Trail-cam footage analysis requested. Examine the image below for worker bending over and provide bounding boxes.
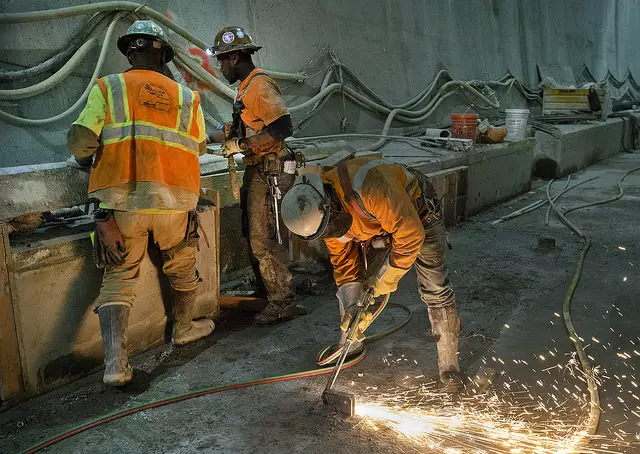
[68,21,213,386]
[281,157,463,388]
[208,26,306,325]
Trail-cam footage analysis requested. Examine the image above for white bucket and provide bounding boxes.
[504,108,530,141]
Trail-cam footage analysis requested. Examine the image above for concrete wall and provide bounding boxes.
[4,206,220,397]
[533,119,626,177]
[1,0,640,166]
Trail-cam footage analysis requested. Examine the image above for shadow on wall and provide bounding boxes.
[38,256,103,390]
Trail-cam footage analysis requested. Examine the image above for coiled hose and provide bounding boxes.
[0,12,109,82]
[0,12,123,126]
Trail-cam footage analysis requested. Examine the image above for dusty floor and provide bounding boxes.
[1,153,639,453]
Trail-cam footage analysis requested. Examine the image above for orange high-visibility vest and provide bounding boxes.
[89,70,202,201]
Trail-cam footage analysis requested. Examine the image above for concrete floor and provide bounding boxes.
[1,153,639,453]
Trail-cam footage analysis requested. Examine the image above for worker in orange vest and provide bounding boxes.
[207,26,307,326]
[281,157,463,389]
[68,20,213,387]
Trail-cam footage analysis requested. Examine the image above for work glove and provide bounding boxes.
[221,138,247,157]
[367,257,410,297]
[223,121,233,139]
[93,209,126,268]
[65,155,92,173]
[337,282,373,342]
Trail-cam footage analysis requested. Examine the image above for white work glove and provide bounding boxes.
[336,282,372,341]
[221,138,247,157]
[65,155,92,173]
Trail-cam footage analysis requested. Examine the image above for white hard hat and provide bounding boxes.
[281,174,330,240]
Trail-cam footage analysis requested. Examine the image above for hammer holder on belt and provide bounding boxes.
[262,152,281,176]
[160,210,200,259]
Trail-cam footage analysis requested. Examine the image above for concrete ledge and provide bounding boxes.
[0,164,90,221]
[4,206,220,397]
[533,118,627,177]
[412,139,535,215]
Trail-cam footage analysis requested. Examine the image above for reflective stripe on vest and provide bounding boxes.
[89,72,201,196]
[102,75,197,149]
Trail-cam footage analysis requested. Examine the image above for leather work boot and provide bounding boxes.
[428,306,464,392]
[254,300,308,326]
[98,305,133,387]
[173,289,215,345]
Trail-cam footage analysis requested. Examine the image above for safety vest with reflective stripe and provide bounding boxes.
[88,70,202,203]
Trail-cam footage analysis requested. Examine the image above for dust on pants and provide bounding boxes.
[95,211,199,309]
[415,215,456,310]
[243,164,295,303]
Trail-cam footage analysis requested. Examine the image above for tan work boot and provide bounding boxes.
[254,300,308,326]
[173,289,215,345]
[428,306,464,391]
[98,305,133,387]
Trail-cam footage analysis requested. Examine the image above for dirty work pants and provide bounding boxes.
[95,211,199,310]
[415,214,456,310]
[242,164,295,303]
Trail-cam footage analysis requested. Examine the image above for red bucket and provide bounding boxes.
[450,114,478,144]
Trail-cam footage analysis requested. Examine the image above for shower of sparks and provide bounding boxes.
[349,307,640,454]
[353,373,616,454]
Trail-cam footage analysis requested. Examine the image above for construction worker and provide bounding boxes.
[207,26,307,325]
[67,20,213,386]
[281,157,463,387]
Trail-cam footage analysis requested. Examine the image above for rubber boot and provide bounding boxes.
[254,300,308,326]
[173,289,215,345]
[98,305,133,387]
[428,306,464,391]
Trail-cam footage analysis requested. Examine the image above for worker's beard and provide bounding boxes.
[322,207,353,239]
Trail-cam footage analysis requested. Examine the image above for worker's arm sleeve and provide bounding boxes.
[244,115,292,151]
[363,179,426,270]
[324,238,364,287]
[265,115,293,141]
[194,100,207,156]
[67,125,99,163]
[68,84,106,159]
[243,80,289,158]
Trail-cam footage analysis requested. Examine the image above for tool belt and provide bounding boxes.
[242,148,298,174]
[405,167,441,226]
[160,210,200,259]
